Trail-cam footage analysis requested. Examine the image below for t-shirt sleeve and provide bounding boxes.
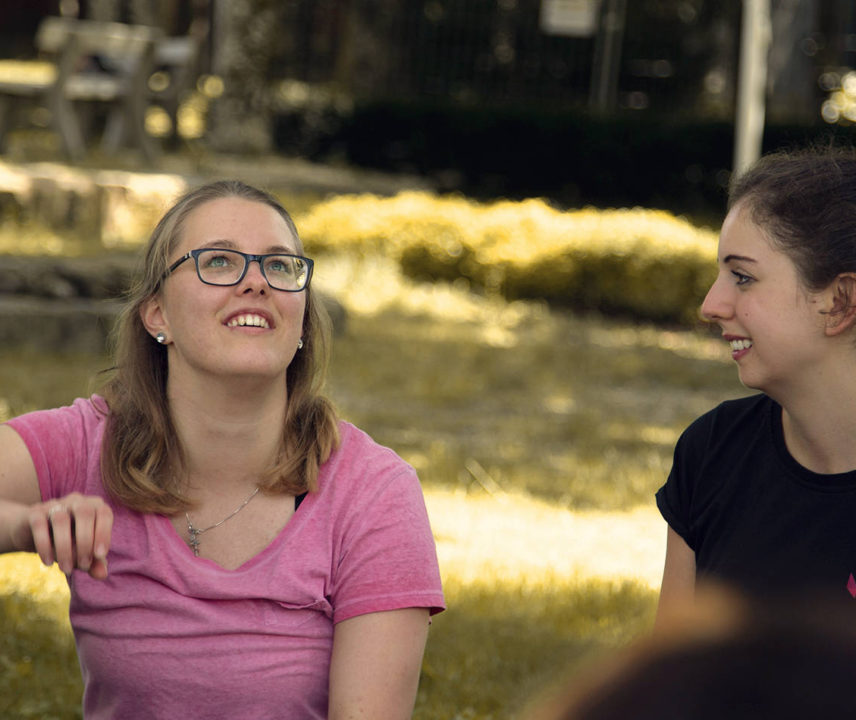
[655,413,712,552]
[5,396,106,502]
[329,463,445,624]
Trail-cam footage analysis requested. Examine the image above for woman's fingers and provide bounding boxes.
[70,500,98,571]
[47,503,74,573]
[29,504,58,567]
[90,501,113,578]
[33,495,113,579]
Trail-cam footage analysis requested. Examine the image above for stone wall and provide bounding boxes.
[0,254,135,352]
[0,161,187,249]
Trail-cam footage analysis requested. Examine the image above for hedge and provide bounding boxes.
[297,191,719,325]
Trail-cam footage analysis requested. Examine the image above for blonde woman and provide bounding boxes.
[0,180,444,719]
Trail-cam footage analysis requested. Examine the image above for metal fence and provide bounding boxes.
[7,0,856,124]
[270,0,856,124]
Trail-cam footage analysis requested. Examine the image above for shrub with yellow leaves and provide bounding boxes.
[297,192,719,325]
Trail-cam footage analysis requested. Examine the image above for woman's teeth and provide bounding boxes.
[227,314,270,328]
[730,338,752,351]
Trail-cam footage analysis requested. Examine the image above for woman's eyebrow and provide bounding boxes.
[723,254,757,264]
[202,238,237,249]
[198,239,298,254]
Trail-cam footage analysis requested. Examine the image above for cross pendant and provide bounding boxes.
[188,528,202,557]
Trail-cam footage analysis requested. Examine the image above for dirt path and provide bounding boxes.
[425,488,666,590]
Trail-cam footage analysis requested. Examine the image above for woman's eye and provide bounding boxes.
[732,270,753,286]
[266,258,294,275]
[206,254,231,268]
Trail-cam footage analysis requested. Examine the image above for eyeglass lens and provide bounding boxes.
[197,249,310,290]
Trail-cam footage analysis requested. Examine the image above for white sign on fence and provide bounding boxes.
[539,0,601,37]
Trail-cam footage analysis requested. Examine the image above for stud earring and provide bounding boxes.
[155,332,167,344]
[297,338,304,350]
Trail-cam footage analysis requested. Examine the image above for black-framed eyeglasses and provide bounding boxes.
[163,248,314,292]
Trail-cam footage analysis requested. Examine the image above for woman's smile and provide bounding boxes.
[727,336,753,359]
[224,311,274,329]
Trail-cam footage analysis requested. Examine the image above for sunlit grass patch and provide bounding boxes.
[426,488,665,590]
[324,290,745,510]
[420,480,661,718]
[0,554,81,720]
[417,576,656,720]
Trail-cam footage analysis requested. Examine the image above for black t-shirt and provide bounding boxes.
[657,394,856,599]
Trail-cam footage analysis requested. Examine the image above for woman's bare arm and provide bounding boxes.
[655,525,696,630]
[328,607,431,720]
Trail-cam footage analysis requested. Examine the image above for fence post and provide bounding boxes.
[733,0,771,176]
[589,0,626,112]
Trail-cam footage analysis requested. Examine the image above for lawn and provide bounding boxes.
[0,253,746,718]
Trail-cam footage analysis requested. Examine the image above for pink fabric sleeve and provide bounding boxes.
[6,396,108,502]
[330,464,444,623]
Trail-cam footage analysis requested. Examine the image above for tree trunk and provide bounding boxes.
[206,0,281,153]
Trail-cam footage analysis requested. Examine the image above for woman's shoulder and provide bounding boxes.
[333,420,412,469]
[315,421,417,499]
[7,394,109,432]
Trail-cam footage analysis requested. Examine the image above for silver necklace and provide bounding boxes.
[185,487,261,557]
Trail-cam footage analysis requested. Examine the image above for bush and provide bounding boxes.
[298,192,719,325]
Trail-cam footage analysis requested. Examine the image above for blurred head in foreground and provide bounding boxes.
[525,586,856,720]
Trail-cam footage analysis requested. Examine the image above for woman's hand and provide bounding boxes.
[17,493,113,579]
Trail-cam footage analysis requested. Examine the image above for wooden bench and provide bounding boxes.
[148,35,200,146]
[102,31,201,151]
[0,16,165,162]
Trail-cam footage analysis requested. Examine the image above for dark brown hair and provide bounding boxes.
[100,180,340,513]
[729,145,856,292]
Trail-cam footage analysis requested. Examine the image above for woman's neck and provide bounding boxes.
[778,377,856,475]
[166,370,288,490]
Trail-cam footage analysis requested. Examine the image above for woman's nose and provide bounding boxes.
[241,258,269,292]
[700,275,731,322]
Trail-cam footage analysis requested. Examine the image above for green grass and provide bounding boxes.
[416,578,656,720]
[0,262,747,718]
[326,308,743,511]
[0,556,80,719]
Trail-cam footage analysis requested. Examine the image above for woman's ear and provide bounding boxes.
[140,294,169,340]
[824,273,856,336]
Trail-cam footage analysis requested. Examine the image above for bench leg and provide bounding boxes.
[104,95,160,164]
[49,95,87,162]
[102,106,126,153]
[0,97,13,153]
[128,93,160,164]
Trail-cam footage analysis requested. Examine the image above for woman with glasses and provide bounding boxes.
[0,180,445,719]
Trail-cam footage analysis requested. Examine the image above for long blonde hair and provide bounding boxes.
[100,180,340,514]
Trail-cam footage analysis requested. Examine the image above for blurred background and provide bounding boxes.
[0,2,853,719]
[0,0,854,215]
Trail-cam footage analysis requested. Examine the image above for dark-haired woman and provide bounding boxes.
[0,180,444,719]
[657,147,856,622]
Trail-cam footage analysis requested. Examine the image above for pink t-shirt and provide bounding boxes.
[9,396,445,719]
